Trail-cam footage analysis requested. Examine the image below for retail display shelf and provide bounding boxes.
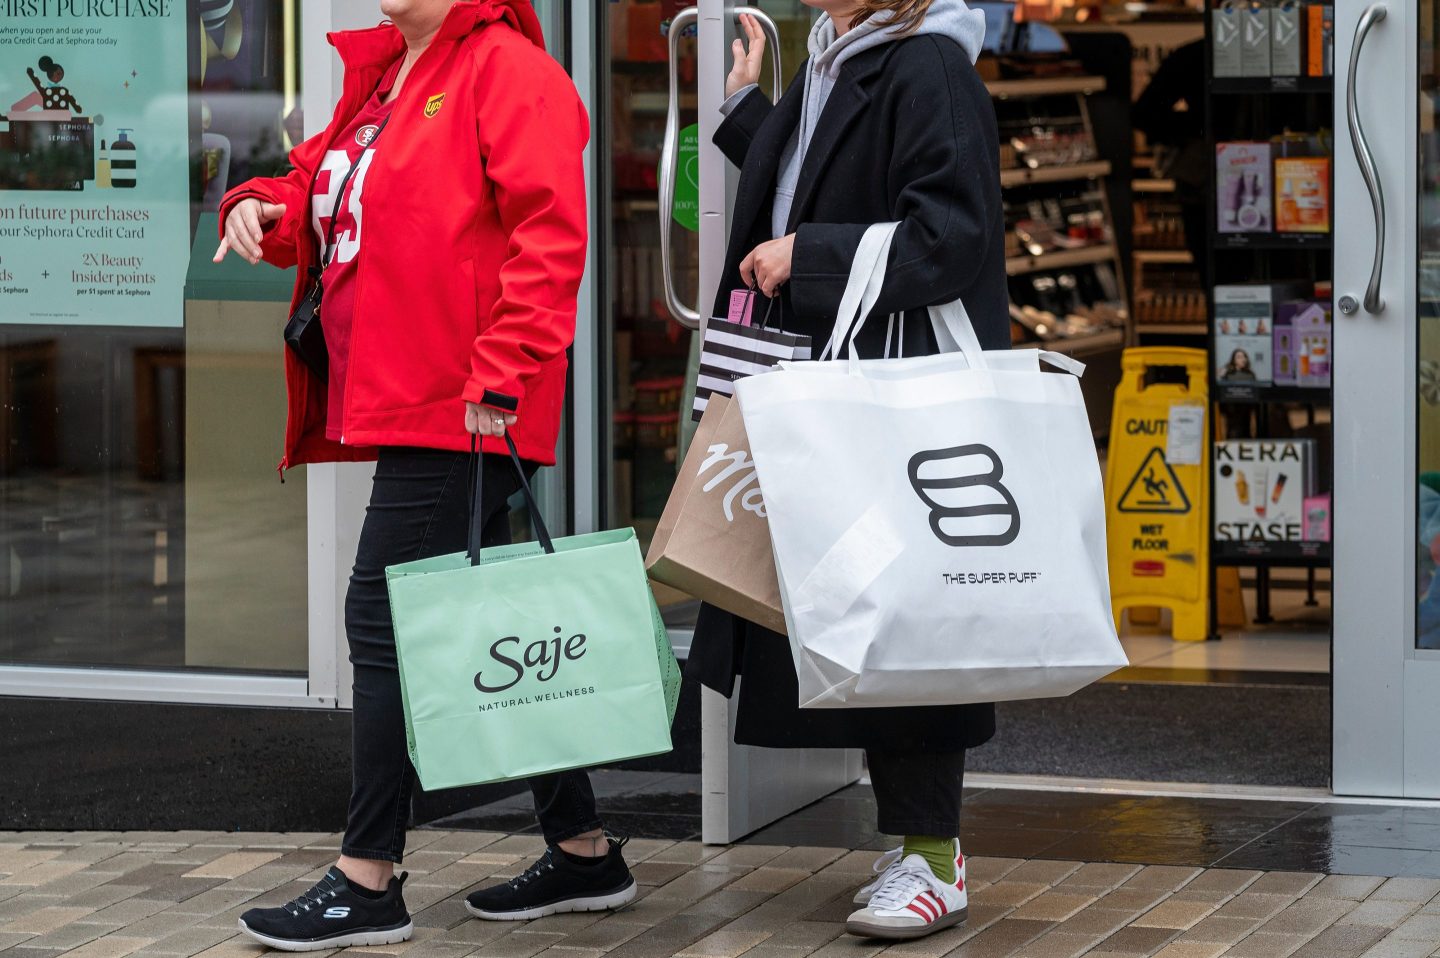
[1006,244,1119,276]
[1213,540,1332,566]
[986,75,1106,99]
[1211,76,1334,95]
[1133,249,1194,264]
[999,160,1111,188]
[1132,178,1177,193]
[1136,323,1208,335]
[1017,327,1125,356]
[1213,383,1332,405]
[1214,233,1332,251]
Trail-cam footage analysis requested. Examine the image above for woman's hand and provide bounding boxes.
[740,234,795,297]
[466,402,518,437]
[213,198,287,265]
[726,13,766,99]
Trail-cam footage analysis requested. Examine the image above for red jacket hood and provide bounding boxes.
[328,0,546,69]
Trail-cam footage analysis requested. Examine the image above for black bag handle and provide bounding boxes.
[468,433,555,565]
[735,286,787,333]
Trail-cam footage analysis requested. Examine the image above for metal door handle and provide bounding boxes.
[1347,3,1387,314]
[659,6,784,331]
[660,7,702,330]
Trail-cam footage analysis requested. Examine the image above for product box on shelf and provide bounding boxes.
[1214,0,1244,77]
[1275,156,1331,232]
[1304,493,1331,542]
[1271,0,1303,76]
[1214,439,1317,543]
[1295,302,1332,387]
[1273,307,1299,385]
[1306,4,1334,77]
[1217,142,1272,233]
[1241,0,1272,77]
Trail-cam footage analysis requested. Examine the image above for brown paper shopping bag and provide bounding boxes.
[645,394,786,635]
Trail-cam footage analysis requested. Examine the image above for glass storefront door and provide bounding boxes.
[594,0,864,842]
[1334,0,1440,797]
[0,0,314,697]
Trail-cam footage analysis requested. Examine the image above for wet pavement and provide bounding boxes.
[4,827,1440,957]
[443,777,1440,880]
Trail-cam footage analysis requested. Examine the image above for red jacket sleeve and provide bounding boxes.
[217,128,330,270]
[462,32,591,411]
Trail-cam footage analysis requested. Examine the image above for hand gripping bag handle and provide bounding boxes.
[467,433,555,565]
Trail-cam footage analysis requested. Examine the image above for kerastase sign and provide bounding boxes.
[0,0,188,326]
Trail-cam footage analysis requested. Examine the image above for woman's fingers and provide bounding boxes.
[229,217,261,264]
[239,201,265,248]
[212,236,231,264]
[746,15,765,61]
[224,220,253,264]
[739,250,757,288]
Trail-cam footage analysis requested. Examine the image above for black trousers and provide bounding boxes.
[866,748,966,837]
[341,448,604,863]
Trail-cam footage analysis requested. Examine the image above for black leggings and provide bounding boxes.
[340,447,604,863]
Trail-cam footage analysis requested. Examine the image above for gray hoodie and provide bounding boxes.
[722,0,986,240]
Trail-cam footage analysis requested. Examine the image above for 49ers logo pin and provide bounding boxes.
[424,92,446,118]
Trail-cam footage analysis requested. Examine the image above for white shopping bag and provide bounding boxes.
[735,222,1126,709]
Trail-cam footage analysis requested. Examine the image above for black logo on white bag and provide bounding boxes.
[908,444,1020,546]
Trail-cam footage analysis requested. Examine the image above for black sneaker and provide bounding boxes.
[466,837,637,921]
[238,866,413,952]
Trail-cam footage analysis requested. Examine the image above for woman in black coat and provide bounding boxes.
[685,0,1008,941]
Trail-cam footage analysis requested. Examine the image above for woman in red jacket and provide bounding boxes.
[213,0,633,949]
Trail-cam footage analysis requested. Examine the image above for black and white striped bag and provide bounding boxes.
[692,296,811,423]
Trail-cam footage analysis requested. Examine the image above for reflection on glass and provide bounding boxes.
[1421,0,1440,648]
[0,0,307,673]
[603,0,699,631]
[601,0,812,630]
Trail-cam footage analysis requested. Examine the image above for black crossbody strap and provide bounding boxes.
[320,115,389,269]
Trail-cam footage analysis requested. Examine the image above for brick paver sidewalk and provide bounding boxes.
[2,832,1439,958]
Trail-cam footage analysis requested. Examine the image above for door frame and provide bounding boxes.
[1333,0,1440,798]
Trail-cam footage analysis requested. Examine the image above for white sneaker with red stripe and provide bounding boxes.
[844,853,968,940]
[853,841,966,906]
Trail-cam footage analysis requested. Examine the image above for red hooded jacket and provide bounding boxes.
[219,0,589,470]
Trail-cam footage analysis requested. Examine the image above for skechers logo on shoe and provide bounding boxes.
[324,907,351,919]
[908,444,1020,547]
[474,627,588,694]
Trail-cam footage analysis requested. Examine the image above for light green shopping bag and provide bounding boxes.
[386,439,681,791]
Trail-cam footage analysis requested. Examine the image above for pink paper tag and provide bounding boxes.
[728,289,756,327]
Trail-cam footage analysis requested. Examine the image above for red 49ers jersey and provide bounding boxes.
[310,58,401,441]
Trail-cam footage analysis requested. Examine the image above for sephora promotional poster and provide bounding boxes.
[0,0,188,327]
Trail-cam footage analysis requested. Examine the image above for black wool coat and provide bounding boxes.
[684,34,1007,751]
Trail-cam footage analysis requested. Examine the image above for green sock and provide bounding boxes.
[902,835,956,884]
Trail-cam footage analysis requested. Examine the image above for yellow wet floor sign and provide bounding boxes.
[1104,348,1210,641]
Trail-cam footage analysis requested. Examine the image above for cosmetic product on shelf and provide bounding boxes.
[1214,0,1244,77]
[1217,142,1272,233]
[1271,0,1303,76]
[1241,0,1273,77]
[1295,302,1333,387]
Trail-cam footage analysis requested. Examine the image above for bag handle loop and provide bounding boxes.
[819,222,994,374]
[468,433,555,566]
